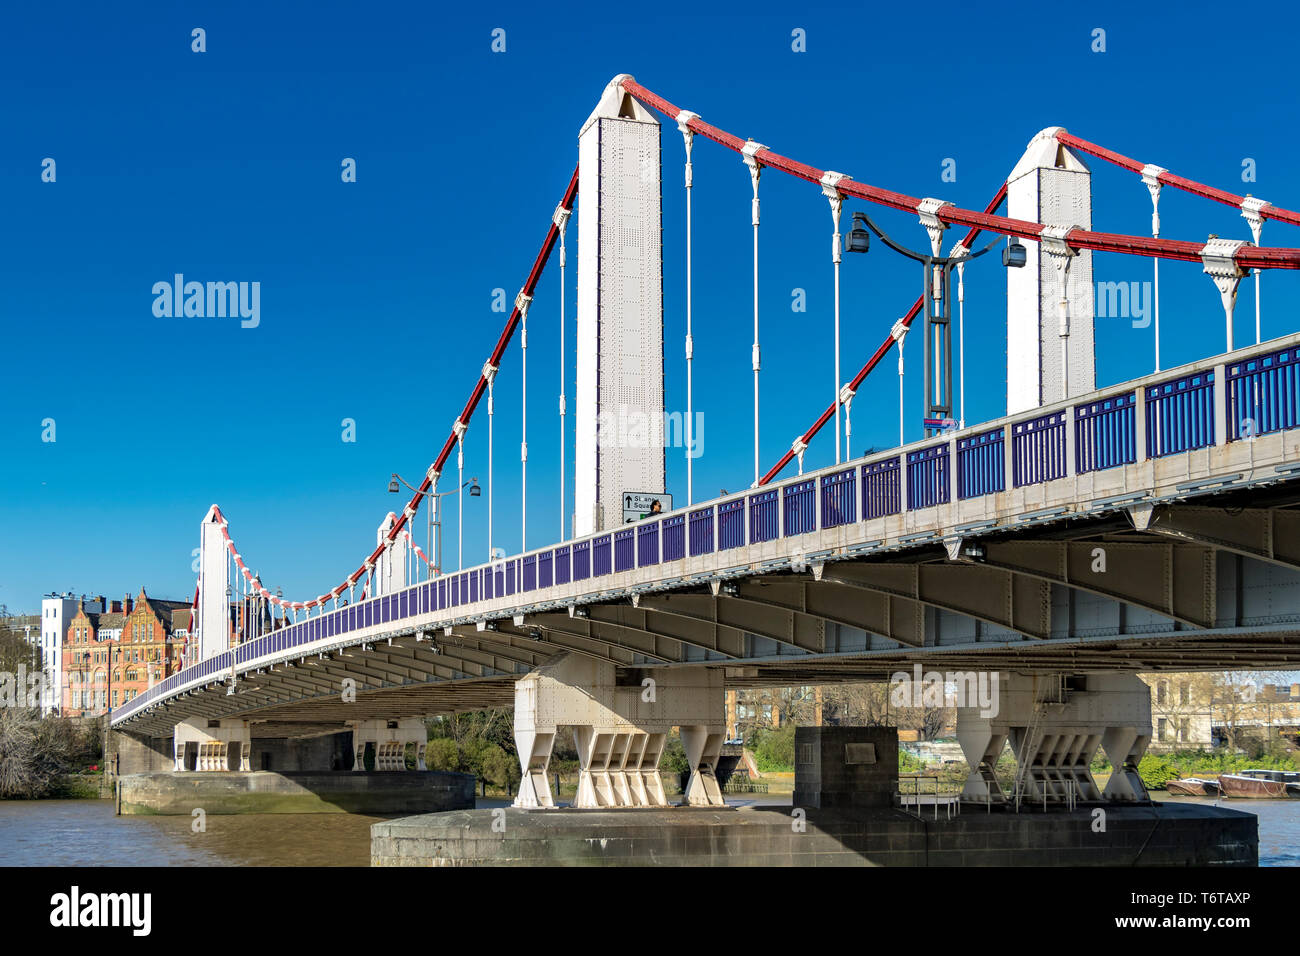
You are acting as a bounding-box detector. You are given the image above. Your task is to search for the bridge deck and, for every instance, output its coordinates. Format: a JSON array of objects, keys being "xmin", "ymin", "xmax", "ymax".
[{"xmin": 114, "ymin": 335, "xmax": 1300, "ymax": 734}]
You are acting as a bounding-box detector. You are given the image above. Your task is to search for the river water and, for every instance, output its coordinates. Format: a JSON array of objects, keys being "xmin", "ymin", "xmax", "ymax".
[{"xmin": 0, "ymin": 795, "xmax": 1295, "ymax": 866}]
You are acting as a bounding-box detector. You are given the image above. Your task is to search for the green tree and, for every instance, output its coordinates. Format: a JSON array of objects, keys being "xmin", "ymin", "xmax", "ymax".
[
  {"xmin": 898, "ymin": 749, "xmax": 925, "ymax": 774},
  {"xmin": 480, "ymin": 744, "xmax": 519, "ymax": 792},
  {"xmin": 659, "ymin": 732, "xmax": 688, "ymax": 775},
  {"xmin": 1137, "ymin": 753, "xmax": 1182, "ymax": 790},
  {"xmin": 425, "ymin": 737, "xmax": 459, "ymax": 771},
  {"xmin": 754, "ymin": 722, "xmax": 796, "ymax": 772}
]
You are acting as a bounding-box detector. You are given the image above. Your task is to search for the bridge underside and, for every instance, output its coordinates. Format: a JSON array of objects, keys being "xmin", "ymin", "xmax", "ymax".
[{"xmin": 117, "ymin": 487, "xmax": 1300, "ymax": 739}]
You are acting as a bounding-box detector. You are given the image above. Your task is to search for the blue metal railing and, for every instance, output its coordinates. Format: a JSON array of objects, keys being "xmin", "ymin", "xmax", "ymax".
[
  {"xmin": 957, "ymin": 428, "xmax": 1005, "ymax": 500},
  {"xmin": 662, "ymin": 514, "xmax": 686, "ymax": 561},
  {"xmin": 637, "ymin": 521, "xmax": 659, "ymax": 566},
  {"xmin": 1075, "ymin": 392, "xmax": 1136, "ymax": 473},
  {"xmin": 1227, "ymin": 345, "xmax": 1300, "ymax": 440},
  {"xmin": 783, "ymin": 479, "xmax": 817, "ymax": 535},
  {"xmin": 749, "ymin": 489, "xmax": 779, "ymax": 543},
  {"xmin": 820, "ymin": 468, "xmax": 856, "ymax": 528},
  {"xmin": 718, "ymin": 500, "xmax": 745, "ymax": 550},
  {"xmin": 861, "ymin": 457, "xmax": 901, "ymax": 519},
  {"xmin": 907, "ymin": 444, "xmax": 950, "ymax": 510},
  {"xmin": 689, "ymin": 506, "xmax": 714, "ymax": 556},
  {"xmin": 1012, "ymin": 412, "xmax": 1066, "ymax": 487},
  {"xmin": 593, "ymin": 535, "xmax": 612, "ymax": 576},
  {"xmin": 615, "ymin": 528, "xmax": 636, "ymax": 572},
  {"xmin": 1147, "ymin": 371, "xmax": 1215, "ymax": 457}
]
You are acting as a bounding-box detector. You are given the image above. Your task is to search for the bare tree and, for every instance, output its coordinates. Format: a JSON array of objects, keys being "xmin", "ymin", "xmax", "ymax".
[{"xmin": 0, "ymin": 708, "xmax": 79, "ymax": 798}]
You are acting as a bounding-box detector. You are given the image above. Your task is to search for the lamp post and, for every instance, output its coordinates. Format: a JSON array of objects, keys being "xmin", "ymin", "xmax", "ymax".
[
  {"xmin": 389, "ymin": 473, "xmax": 480, "ymax": 574},
  {"xmin": 844, "ymin": 210, "xmax": 1019, "ymax": 439}
]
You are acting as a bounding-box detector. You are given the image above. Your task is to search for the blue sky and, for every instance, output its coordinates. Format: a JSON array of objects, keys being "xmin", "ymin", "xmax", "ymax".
[{"xmin": 3, "ymin": 0, "xmax": 1300, "ymax": 613}]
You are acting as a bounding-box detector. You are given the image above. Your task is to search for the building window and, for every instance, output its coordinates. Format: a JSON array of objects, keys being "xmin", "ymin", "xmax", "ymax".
[
  {"xmin": 1179, "ymin": 683, "xmax": 1190, "ymax": 706},
  {"xmin": 1158, "ymin": 718, "xmax": 1168, "ymax": 741},
  {"xmin": 1179, "ymin": 718, "xmax": 1189, "ymax": 741},
  {"xmin": 1157, "ymin": 681, "xmax": 1168, "ymax": 705}
]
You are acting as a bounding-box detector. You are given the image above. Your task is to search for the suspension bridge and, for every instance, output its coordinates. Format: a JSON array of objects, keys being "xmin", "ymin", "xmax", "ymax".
[{"xmin": 109, "ymin": 75, "xmax": 1300, "ymax": 812}]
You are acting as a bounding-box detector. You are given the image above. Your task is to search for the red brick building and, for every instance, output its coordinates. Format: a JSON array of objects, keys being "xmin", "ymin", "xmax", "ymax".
[{"xmin": 62, "ymin": 588, "xmax": 190, "ymax": 716}]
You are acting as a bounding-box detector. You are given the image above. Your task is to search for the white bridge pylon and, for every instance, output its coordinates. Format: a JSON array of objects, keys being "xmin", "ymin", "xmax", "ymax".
[{"xmin": 574, "ymin": 74, "xmax": 666, "ymax": 537}]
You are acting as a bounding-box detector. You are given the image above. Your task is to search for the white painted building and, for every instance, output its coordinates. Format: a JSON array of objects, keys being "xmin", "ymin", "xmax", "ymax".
[{"xmin": 39, "ymin": 592, "xmax": 104, "ymax": 715}]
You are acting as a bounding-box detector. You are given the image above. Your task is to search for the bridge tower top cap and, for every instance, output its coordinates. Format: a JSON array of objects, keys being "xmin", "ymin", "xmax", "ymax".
[
  {"xmin": 1008, "ymin": 126, "xmax": 1089, "ymax": 182},
  {"xmin": 580, "ymin": 74, "xmax": 658, "ymax": 136}
]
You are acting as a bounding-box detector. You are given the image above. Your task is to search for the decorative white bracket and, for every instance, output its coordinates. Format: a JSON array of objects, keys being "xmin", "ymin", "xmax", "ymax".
[
  {"xmin": 742, "ymin": 140, "xmax": 766, "ymax": 226},
  {"xmin": 676, "ymin": 109, "xmax": 699, "ymax": 187},
  {"xmin": 1240, "ymin": 196, "xmax": 1270, "ymax": 247},
  {"xmin": 917, "ymin": 197, "xmax": 953, "ymax": 257},
  {"xmin": 1201, "ymin": 237, "xmax": 1252, "ymax": 351},
  {"xmin": 821, "ymin": 171, "xmax": 848, "ymax": 263},
  {"xmin": 791, "ymin": 436, "xmax": 809, "ymax": 475},
  {"xmin": 1141, "ymin": 164, "xmax": 1166, "ymax": 236},
  {"xmin": 1040, "ymin": 224, "xmax": 1080, "ymax": 337}
]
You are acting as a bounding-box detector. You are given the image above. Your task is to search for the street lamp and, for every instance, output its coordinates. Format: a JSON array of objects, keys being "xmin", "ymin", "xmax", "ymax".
[
  {"xmin": 389, "ymin": 473, "xmax": 480, "ymax": 574},
  {"xmin": 1003, "ymin": 239, "xmax": 1028, "ymax": 268},
  {"xmin": 841, "ymin": 208, "xmax": 1013, "ymax": 437},
  {"xmin": 845, "ymin": 212, "xmax": 871, "ymax": 254}
]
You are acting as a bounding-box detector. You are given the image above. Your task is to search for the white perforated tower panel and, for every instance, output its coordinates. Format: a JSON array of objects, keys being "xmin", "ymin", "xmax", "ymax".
[
  {"xmin": 574, "ymin": 76, "xmax": 665, "ymax": 536},
  {"xmin": 198, "ymin": 506, "xmax": 230, "ymax": 662},
  {"xmin": 1006, "ymin": 129, "xmax": 1095, "ymax": 414},
  {"xmin": 372, "ymin": 514, "xmax": 408, "ymax": 597}
]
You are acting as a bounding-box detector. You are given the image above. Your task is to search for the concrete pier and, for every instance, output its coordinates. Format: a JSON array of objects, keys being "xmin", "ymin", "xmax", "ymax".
[
  {"xmin": 118, "ymin": 770, "xmax": 475, "ymax": 815},
  {"xmin": 372, "ymin": 725, "xmax": 1258, "ymax": 867},
  {"xmin": 371, "ymin": 802, "xmax": 1257, "ymax": 867}
]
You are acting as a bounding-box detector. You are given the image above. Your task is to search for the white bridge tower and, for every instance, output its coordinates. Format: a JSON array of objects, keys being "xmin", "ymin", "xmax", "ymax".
[
  {"xmin": 1006, "ymin": 128, "xmax": 1096, "ymax": 414},
  {"xmin": 573, "ymin": 74, "xmax": 666, "ymax": 536}
]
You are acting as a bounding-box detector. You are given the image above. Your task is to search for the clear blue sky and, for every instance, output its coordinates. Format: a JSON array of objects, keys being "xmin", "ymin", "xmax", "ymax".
[{"xmin": 4, "ymin": 0, "xmax": 1300, "ymax": 613}]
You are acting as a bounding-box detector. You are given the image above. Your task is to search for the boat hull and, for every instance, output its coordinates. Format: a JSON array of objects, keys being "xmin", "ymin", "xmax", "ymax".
[{"xmin": 1218, "ymin": 774, "xmax": 1290, "ymax": 799}]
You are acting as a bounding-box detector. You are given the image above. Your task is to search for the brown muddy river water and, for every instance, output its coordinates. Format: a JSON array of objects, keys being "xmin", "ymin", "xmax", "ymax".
[{"xmin": 0, "ymin": 794, "xmax": 1296, "ymax": 866}]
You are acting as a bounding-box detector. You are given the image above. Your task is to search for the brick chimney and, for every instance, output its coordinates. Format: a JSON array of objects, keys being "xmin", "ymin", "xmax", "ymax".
[
  {"xmin": 1292, "ymin": 683, "xmax": 1299, "ymax": 699},
  {"xmin": 124, "ymin": 592, "xmax": 133, "ymax": 615}
]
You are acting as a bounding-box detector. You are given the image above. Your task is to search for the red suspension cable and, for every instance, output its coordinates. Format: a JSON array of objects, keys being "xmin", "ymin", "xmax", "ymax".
[
  {"xmin": 214, "ymin": 166, "xmax": 580, "ymax": 611},
  {"xmin": 622, "ymin": 79, "xmax": 1300, "ymax": 272},
  {"xmin": 1055, "ymin": 132, "xmax": 1300, "ymax": 228}
]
